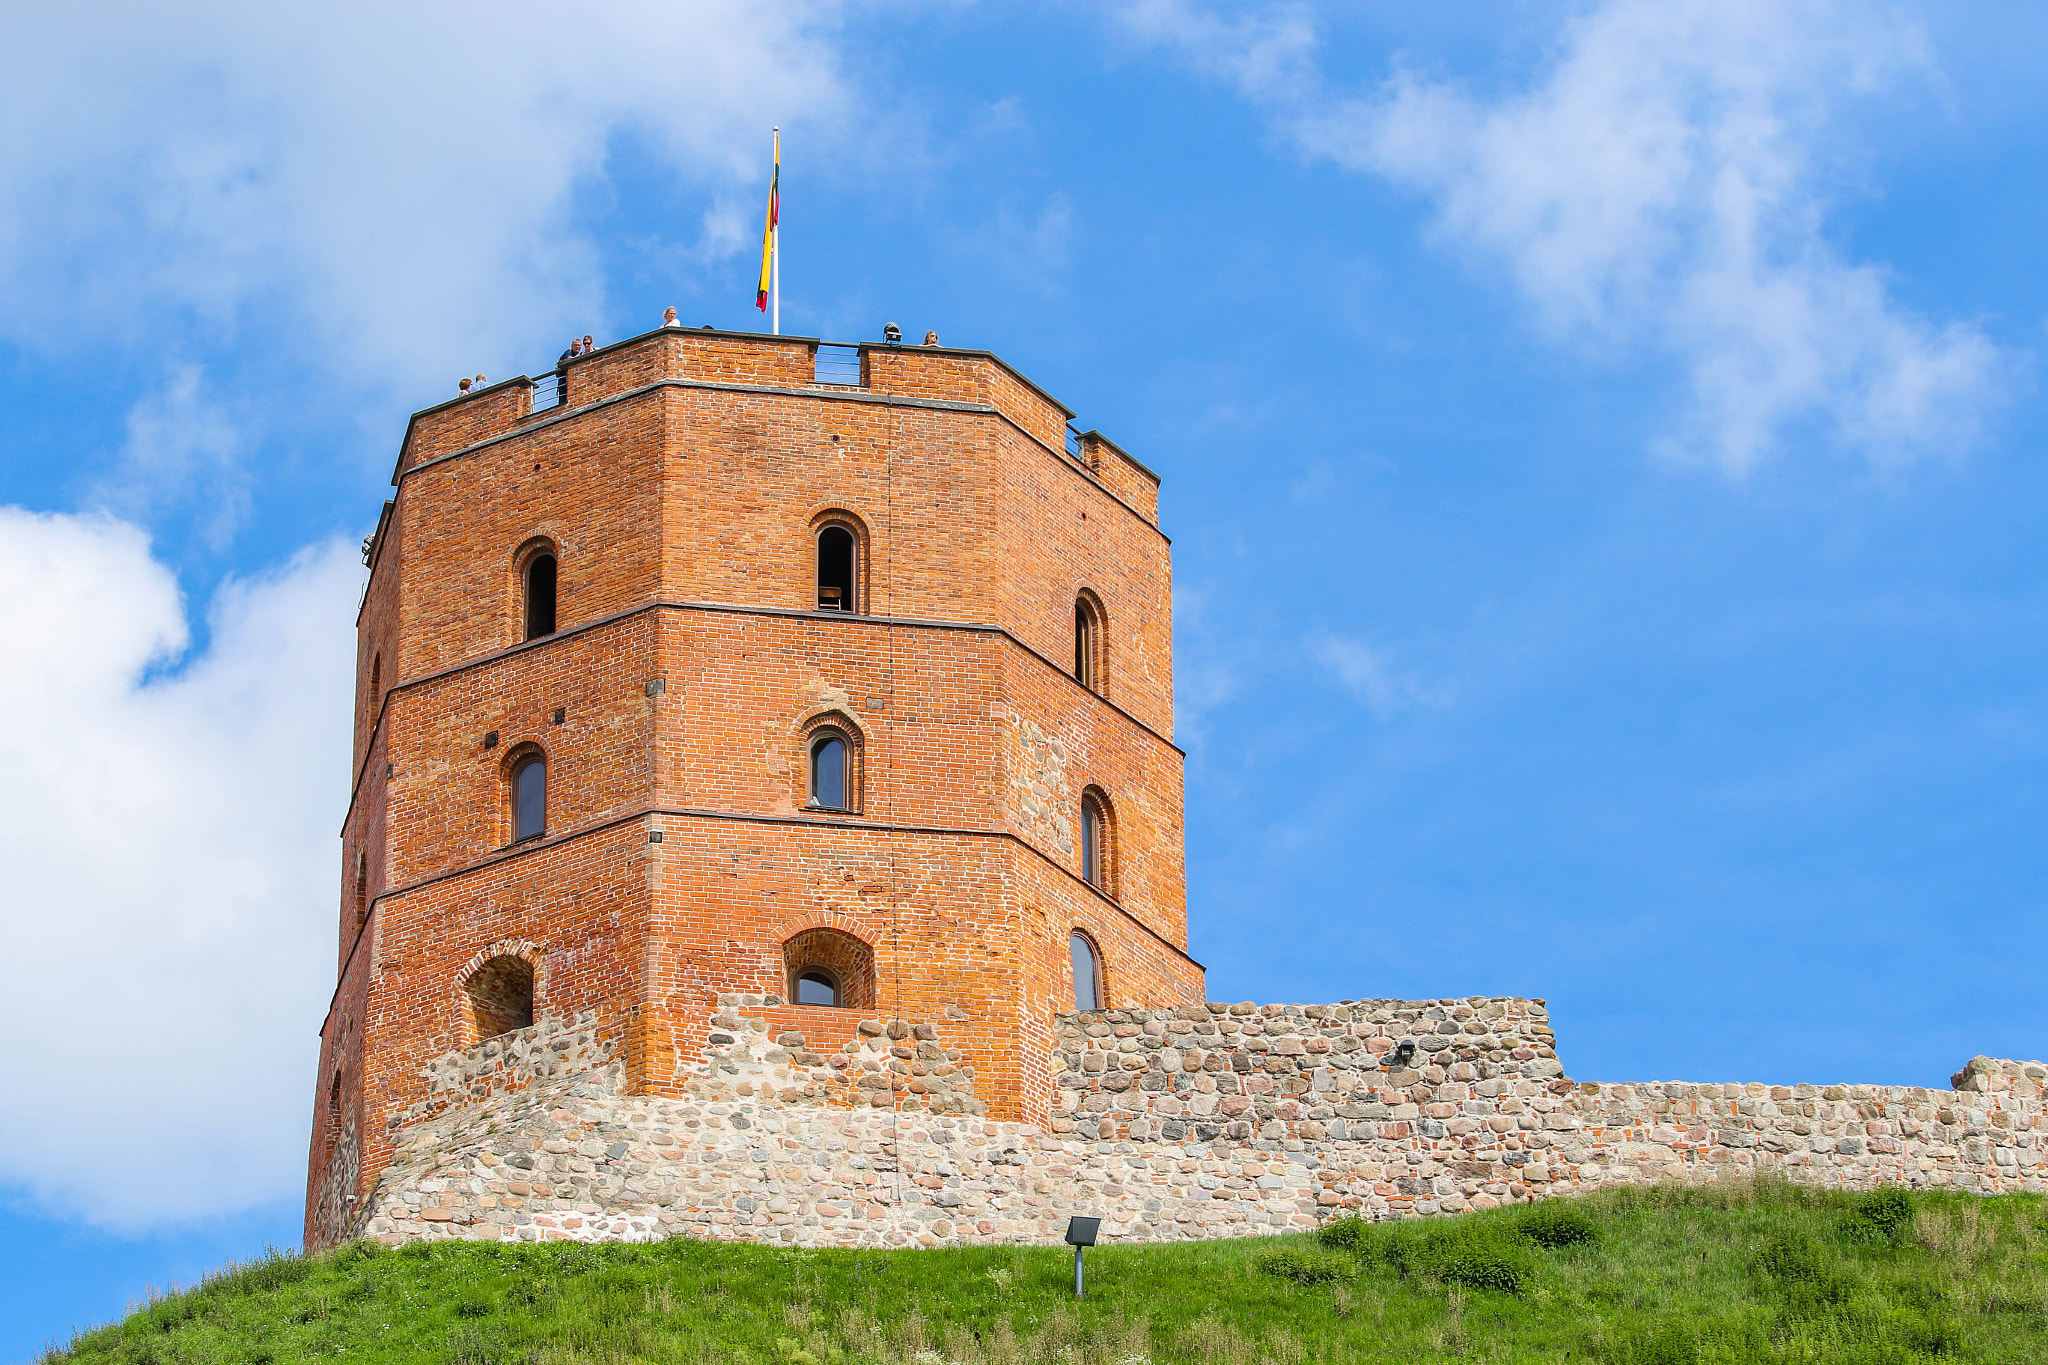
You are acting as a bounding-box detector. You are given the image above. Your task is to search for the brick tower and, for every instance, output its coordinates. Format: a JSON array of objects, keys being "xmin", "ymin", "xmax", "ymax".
[{"xmin": 306, "ymin": 325, "xmax": 1205, "ymax": 1247}]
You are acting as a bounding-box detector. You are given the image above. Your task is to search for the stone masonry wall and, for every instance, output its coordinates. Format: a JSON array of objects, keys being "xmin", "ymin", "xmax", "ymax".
[
  {"xmin": 679, "ymin": 994, "xmax": 984, "ymax": 1116},
  {"xmin": 347, "ymin": 998, "xmax": 2046, "ymax": 1248}
]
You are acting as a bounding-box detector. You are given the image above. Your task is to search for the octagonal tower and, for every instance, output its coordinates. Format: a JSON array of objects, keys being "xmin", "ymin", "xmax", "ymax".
[{"xmin": 306, "ymin": 326, "xmax": 1204, "ymax": 1247}]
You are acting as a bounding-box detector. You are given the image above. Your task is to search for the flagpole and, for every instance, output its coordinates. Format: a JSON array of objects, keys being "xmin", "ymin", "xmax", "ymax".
[{"xmin": 771, "ymin": 127, "xmax": 780, "ymax": 336}]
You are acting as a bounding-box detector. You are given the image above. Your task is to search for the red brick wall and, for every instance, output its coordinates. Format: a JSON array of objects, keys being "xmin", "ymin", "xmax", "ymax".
[{"xmin": 306, "ymin": 326, "xmax": 1204, "ymax": 1248}]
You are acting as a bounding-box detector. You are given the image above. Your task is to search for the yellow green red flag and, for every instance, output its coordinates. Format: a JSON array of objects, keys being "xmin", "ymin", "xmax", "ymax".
[{"xmin": 756, "ymin": 131, "xmax": 779, "ymax": 313}]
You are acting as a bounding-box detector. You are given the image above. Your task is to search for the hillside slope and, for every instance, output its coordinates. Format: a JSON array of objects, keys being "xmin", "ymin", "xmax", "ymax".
[{"xmin": 45, "ymin": 1182, "xmax": 2048, "ymax": 1364}]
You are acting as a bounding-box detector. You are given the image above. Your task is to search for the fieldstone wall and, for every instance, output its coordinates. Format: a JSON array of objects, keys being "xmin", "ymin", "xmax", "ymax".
[
  {"xmin": 1049, "ymin": 997, "xmax": 1561, "ymax": 1145},
  {"xmin": 401, "ymin": 1009, "xmax": 619, "ymax": 1129},
  {"xmin": 345, "ymin": 998, "xmax": 2046, "ymax": 1249},
  {"xmin": 681, "ymin": 993, "xmax": 984, "ymax": 1115}
]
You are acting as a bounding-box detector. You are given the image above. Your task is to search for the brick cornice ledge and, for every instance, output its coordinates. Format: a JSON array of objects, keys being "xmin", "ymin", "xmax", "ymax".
[
  {"xmin": 325, "ymin": 802, "xmax": 1201, "ymax": 1034},
  {"xmin": 343, "ymin": 597, "xmax": 1183, "ymax": 821}
]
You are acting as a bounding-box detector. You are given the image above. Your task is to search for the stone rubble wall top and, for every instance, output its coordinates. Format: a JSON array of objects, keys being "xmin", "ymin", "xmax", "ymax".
[{"xmin": 1951, "ymin": 1056, "xmax": 2047, "ymax": 1102}]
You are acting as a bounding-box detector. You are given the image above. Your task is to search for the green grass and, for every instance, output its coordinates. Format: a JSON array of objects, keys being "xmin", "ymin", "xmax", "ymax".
[{"xmin": 44, "ymin": 1180, "xmax": 2048, "ymax": 1364}]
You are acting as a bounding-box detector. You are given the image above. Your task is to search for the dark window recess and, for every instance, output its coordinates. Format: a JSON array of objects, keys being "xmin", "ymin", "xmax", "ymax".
[
  {"xmin": 524, "ymin": 553, "xmax": 558, "ymax": 639},
  {"xmin": 513, "ymin": 756, "xmax": 547, "ymax": 841},
  {"xmin": 1071, "ymin": 933, "xmax": 1101, "ymax": 1011},
  {"xmin": 817, "ymin": 526, "xmax": 855, "ymax": 611},
  {"xmin": 1082, "ymin": 796, "xmax": 1104, "ymax": 888},
  {"xmin": 810, "ymin": 735, "xmax": 847, "ymax": 809},
  {"xmin": 783, "ymin": 928, "xmax": 874, "ymax": 1010},
  {"xmin": 467, "ymin": 955, "xmax": 535, "ymax": 1040},
  {"xmin": 1074, "ymin": 600, "xmax": 1098, "ymax": 689}
]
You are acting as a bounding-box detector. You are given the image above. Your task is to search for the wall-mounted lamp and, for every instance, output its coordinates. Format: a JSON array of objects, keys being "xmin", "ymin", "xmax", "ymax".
[
  {"xmin": 1065, "ymin": 1215, "xmax": 1101, "ymax": 1298},
  {"xmin": 883, "ymin": 322, "xmax": 902, "ymax": 343},
  {"xmin": 1388, "ymin": 1039, "xmax": 1418, "ymax": 1069}
]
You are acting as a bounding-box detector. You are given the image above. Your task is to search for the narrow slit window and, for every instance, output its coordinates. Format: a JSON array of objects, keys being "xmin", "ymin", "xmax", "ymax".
[
  {"xmin": 1081, "ymin": 794, "xmax": 1107, "ymax": 889},
  {"xmin": 1070, "ymin": 932, "xmax": 1101, "ymax": 1011},
  {"xmin": 524, "ymin": 553, "xmax": 558, "ymax": 639},
  {"xmin": 817, "ymin": 525, "xmax": 856, "ymax": 612},
  {"xmin": 512, "ymin": 755, "xmax": 547, "ymax": 841},
  {"xmin": 810, "ymin": 733, "xmax": 848, "ymax": 809},
  {"xmin": 1074, "ymin": 598, "xmax": 1099, "ymax": 690},
  {"xmin": 796, "ymin": 971, "xmax": 838, "ymax": 1006}
]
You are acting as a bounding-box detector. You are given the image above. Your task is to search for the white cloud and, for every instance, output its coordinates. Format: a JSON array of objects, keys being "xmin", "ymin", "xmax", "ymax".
[
  {"xmin": 0, "ymin": 0, "xmax": 854, "ymax": 390},
  {"xmin": 1114, "ymin": 0, "xmax": 1317, "ymax": 98},
  {"xmin": 90, "ymin": 366, "xmax": 253, "ymax": 553},
  {"xmin": 1124, "ymin": 0, "xmax": 2018, "ymax": 473},
  {"xmin": 1314, "ymin": 634, "xmax": 1451, "ymax": 717},
  {"xmin": 1171, "ymin": 582, "xmax": 1243, "ymax": 748},
  {"xmin": 0, "ymin": 509, "xmax": 358, "ymax": 1229},
  {"xmin": 945, "ymin": 192, "xmax": 1077, "ymax": 298}
]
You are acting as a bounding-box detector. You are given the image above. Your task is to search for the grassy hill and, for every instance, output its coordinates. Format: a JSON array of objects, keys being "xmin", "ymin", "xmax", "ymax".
[{"xmin": 43, "ymin": 1180, "xmax": 2048, "ymax": 1364}]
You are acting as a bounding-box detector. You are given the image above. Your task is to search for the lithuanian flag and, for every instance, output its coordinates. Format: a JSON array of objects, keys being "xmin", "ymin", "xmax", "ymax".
[{"xmin": 756, "ymin": 132, "xmax": 779, "ymax": 312}]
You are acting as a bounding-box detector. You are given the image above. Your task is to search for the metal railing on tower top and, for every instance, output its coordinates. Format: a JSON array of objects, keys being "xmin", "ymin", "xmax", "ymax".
[
  {"xmin": 529, "ymin": 370, "xmax": 566, "ymax": 411},
  {"xmin": 813, "ymin": 344, "xmax": 862, "ymax": 387}
]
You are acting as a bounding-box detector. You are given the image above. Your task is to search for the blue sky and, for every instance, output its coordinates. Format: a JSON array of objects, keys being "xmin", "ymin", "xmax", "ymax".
[{"xmin": 3, "ymin": 0, "xmax": 2045, "ymax": 1353}]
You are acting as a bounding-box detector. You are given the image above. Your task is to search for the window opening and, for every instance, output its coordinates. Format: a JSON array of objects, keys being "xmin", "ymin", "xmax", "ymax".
[
  {"xmin": 817, "ymin": 525, "xmax": 856, "ymax": 611},
  {"xmin": 1070, "ymin": 932, "xmax": 1101, "ymax": 1011},
  {"xmin": 1081, "ymin": 793, "xmax": 1107, "ymax": 889},
  {"xmin": 783, "ymin": 928, "xmax": 875, "ymax": 1009},
  {"xmin": 465, "ymin": 955, "xmax": 535, "ymax": 1041},
  {"xmin": 810, "ymin": 733, "xmax": 848, "ymax": 810},
  {"xmin": 353, "ymin": 848, "xmax": 368, "ymax": 928},
  {"xmin": 512, "ymin": 754, "xmax": 547, "ymax": 841},
  {"xmin": 524, "ymin": 553, "xmax": 558, "ymax": 640},
  {"xmin": 1074, "ymin": 598, "xmax": 1099, "ymax": 690},
  {"xmin": 370, "ymin": 653, "xmax": 381, "ymax": 700},
  {"xmin": 796, "ymin": 971, "xmax": 838, "ymax": 1006},
  {"xmin": 325, "ymin": 1072, "xmax": 341, "ymax": 1153}
]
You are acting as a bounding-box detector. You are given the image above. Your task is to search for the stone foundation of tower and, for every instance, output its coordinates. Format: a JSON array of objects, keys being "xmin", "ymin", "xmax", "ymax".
[{"xmin": 320, "ymin": 996, "xmax": 2046, "ymax": 1250}]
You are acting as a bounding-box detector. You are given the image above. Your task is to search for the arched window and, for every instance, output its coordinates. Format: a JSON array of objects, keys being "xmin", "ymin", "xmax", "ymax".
[
  {"xmin": 1074, "ymin": 595, "xmax": 1101, "ymax": 691},
  {"xmin": 1081, "ymin": 790, "xmax": 1111, "ymax": 891},
  {"xmin": 817, "ymin": 524, "xmax": 856, "ymax": 612},
  {"xmin": 783, "ymin": 928, "xmax": 875, "ymax": 1009},
  {"xmin": 512, "ymin": 753, "xmax": 547, "ymax": 841},
  {"xmin": 809, "ymin": 731, "xmax": 848, "ymax": 810},
  {"xmin": 524, "ymin": 552, "xmax": 558, "ymax": 640},
  {"xmin": 465, "ymin": 954, "xmax": 535, "ymax": 1041},
  {"xmin": 1070, "ymin": 931, "xmax": 1102, "ymax": 1011}
]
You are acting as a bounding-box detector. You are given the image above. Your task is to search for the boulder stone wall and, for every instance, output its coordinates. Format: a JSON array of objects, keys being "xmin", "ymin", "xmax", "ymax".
[{"xmin": 344, "ymin": 998, "xmax": 2046, "ymax": 1249}]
